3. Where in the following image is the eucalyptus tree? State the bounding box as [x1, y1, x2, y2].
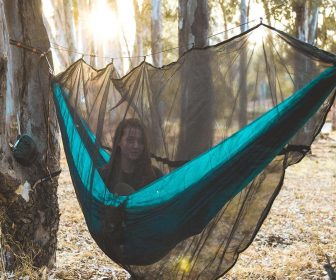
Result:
[0, 0, 60, 273]
[258, 1, 336, 139]
[151, 0, 163, 67]
[238, 0, 248, 128]
[132, 0, 151, 67]
[316, 0, 336, 53]
[177, 0, 214, 159]
[61, 0, 77, 63]
[293, 0, 318, 42]
[259, 0, 320, 43]
[43, 0, 72, 68]
[216, 0, 239, 40]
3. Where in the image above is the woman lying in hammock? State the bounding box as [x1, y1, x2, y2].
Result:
[100, 118, 163, 195]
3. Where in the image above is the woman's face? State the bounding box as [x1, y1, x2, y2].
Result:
[118, 126, 145, 161]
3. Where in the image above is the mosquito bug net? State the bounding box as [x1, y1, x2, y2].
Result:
[52, 23, 336, 279]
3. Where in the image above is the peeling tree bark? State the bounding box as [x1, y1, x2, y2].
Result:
[0, 0, 59, 272]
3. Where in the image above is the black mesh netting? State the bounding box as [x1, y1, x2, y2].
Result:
[53, 23, 336, 279]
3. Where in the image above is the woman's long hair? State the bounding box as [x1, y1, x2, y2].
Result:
[105, 118, 156, 190]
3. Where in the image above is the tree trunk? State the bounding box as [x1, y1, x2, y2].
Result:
[178, 0, 209, 56]
[177, 0, 214, 159]
[293, 1, 319, 82]
[63, 0, 77, 63]
[48, 0, 71, 68]
[218, 0, 238, 108]
[294, 0, 309, 42]
[291, 1, 320, 142]
[0, 0, 60, 272]
[219, 1, 229, 40]
[151, 0, 162, 67]
[132, 0, 151, 67]
[332, 104, 336, 130]
[43, 0, 78, 70]
[293, 0, 308, 91]
[75, 0, 97, 67]
[109, 0, 124, 73]
[307, 1, 319, 45]
[239, 0, 248, 128]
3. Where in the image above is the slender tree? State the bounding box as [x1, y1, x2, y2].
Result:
[307, 1, 319, 45]
[0, 0, 59, 272]
[238, 0, 248, 128]
[292, 1, 319, 45]
[178, 0, 209, 56]
[43, 0, 70, 68]
[217, 0, 238, 40]
[318, 0, 336, 53]
[212, 0, 239, 114]
[42, 0, 78, 70]
[332, 104, 336, 130]
[177, 0, 214, 159]
[293, 0, 309, 41]
[132, 0, 151, 67]
[109, 0, 124, 73]
[62, 0, 77, 63]
[151, 0, 162, 67]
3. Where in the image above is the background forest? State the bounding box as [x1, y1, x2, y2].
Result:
[41, 0, 336, 74]
[0, 0, 335, 279]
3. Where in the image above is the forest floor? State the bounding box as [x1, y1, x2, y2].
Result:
[49, 131, 336, 280]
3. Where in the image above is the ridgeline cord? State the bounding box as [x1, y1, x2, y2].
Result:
[9, 1, 288, 63]
[9, 14, 283, 64]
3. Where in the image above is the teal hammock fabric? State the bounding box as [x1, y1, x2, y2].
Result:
[52, 66, 336, 262]
[52, 23, 336, 279]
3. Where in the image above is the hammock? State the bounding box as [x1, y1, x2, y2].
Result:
[52, 23, 336, 279]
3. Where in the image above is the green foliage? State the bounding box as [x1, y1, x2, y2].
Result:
[260, 0, 295, 32]
[161, 1, 179, 63]
[317, 1, 336, 53]
[257, 0, 335, 51]
[162, 1, 178, 21]
[210, 0, 239, 23]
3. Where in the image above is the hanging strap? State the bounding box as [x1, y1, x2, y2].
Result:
[32, 169, 62, 189]
[279, 144, 310, 155]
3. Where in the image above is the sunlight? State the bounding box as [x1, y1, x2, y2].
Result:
[247, 1, 266, 45]
[251, 1, 266, 22]
[42, 0, 54, 18]
[248, 26, 265, 45]
[178, 257, 191, 273]
[117, 0, 136, 51]
[116, 0, 136, 73]
[88, 0, 118, 42]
